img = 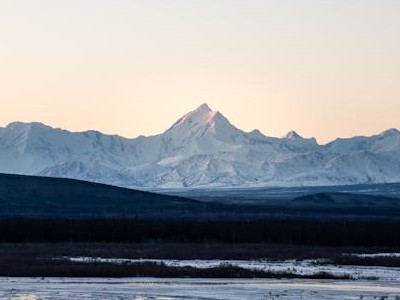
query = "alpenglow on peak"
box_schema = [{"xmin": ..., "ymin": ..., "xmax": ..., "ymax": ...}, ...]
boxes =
[
  {"xmin": 167, "ymin": 103, "xmax": 221, "ymax": 130},
  {"xmin": 195, "ymin": 103, "xmax": 212, "ymax": 113}
]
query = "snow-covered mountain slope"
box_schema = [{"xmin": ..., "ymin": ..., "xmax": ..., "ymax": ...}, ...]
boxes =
[{"xmin": 1, "ymin": 103, "xmax": 400, "ymax": 188}]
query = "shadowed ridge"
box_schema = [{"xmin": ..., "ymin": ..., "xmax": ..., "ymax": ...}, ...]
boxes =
[{"xmin": 0, "ymin": 173, "xmax": 210, "ymax": 218}]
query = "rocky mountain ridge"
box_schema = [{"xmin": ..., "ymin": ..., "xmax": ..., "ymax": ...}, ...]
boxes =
[{"xmin": 1, "ymin": 104, "xmax": 399, "ymax": 188}]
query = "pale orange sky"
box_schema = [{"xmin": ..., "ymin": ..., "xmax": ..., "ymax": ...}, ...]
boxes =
[{"xmin": 1, "ymin": 0, "xmax": 400, "ymax": 144}]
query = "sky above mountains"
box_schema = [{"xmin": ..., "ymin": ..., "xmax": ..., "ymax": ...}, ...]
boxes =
[{"xmin": 1, "ymin": 0, "xmax": 400, "ymax": 143}]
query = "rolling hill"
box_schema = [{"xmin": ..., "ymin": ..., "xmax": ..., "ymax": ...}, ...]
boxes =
[{"xmin": 0, "ymin": 173, "xmax": 211, "ymax": 218}]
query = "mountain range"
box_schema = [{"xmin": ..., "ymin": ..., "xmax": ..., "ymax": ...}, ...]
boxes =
[{"xmin": 1, "ymin": 103, "xmax": 400, "ymax": 189}]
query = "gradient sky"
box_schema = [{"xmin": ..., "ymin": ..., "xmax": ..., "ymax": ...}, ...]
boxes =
[{"xmin": 1, "ymin": 0, "xmax": 399, "ymax": 144}]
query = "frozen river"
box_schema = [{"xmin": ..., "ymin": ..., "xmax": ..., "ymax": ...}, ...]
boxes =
[{"xmin": 1, "ymin": 277, "xmax": 400, "ymax": 300}]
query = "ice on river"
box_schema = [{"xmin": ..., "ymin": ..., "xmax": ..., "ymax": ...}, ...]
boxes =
[
  {"xmin": 1, "ymin": 277, "xmax": 400, "ymax": 300},
  {"xmin": 63, "ymin": 257, "xmax": 400, "ymax": 281}
]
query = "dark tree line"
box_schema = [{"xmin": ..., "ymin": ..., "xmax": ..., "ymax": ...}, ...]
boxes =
[{"xmin": 0, "ymin": 218, "xmax": 400, "ymax": 246}]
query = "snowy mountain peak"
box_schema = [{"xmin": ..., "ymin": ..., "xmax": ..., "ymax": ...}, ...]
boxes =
[
  {"xmin": 5, "ymin": 121, "xmax": 51, "ymax": 131},
  {"xmin": 379, "ymin": 128, "xmax": 400, "ymax": 137},
  {"xmin": 167, "ymin": 103, "xmax": 216, "ymax": 130},
  {"xmin": 284, "ymin": 130, "xmax": 304, "ymax": 140},
  {"xmin": 183, "ymin": 103, "xmax": 215, "ymax": 123},
  {"xmin": 2, "ymin": 122, "xmax": 54, "ymax": 148},
  {"xmin": 162, "ymin": 103, "xmax": 245, "ymax": 150},
  {"xmin": 249, "ymin": 129, "xmax": 265, "ymax": 137},
  {"xmin": 195, "ymin": 103, "xmax": 212, "ymax": 114},
  {"xmin": 165, "ymin": 103, "xmax": 235, "ymax": 135}
]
